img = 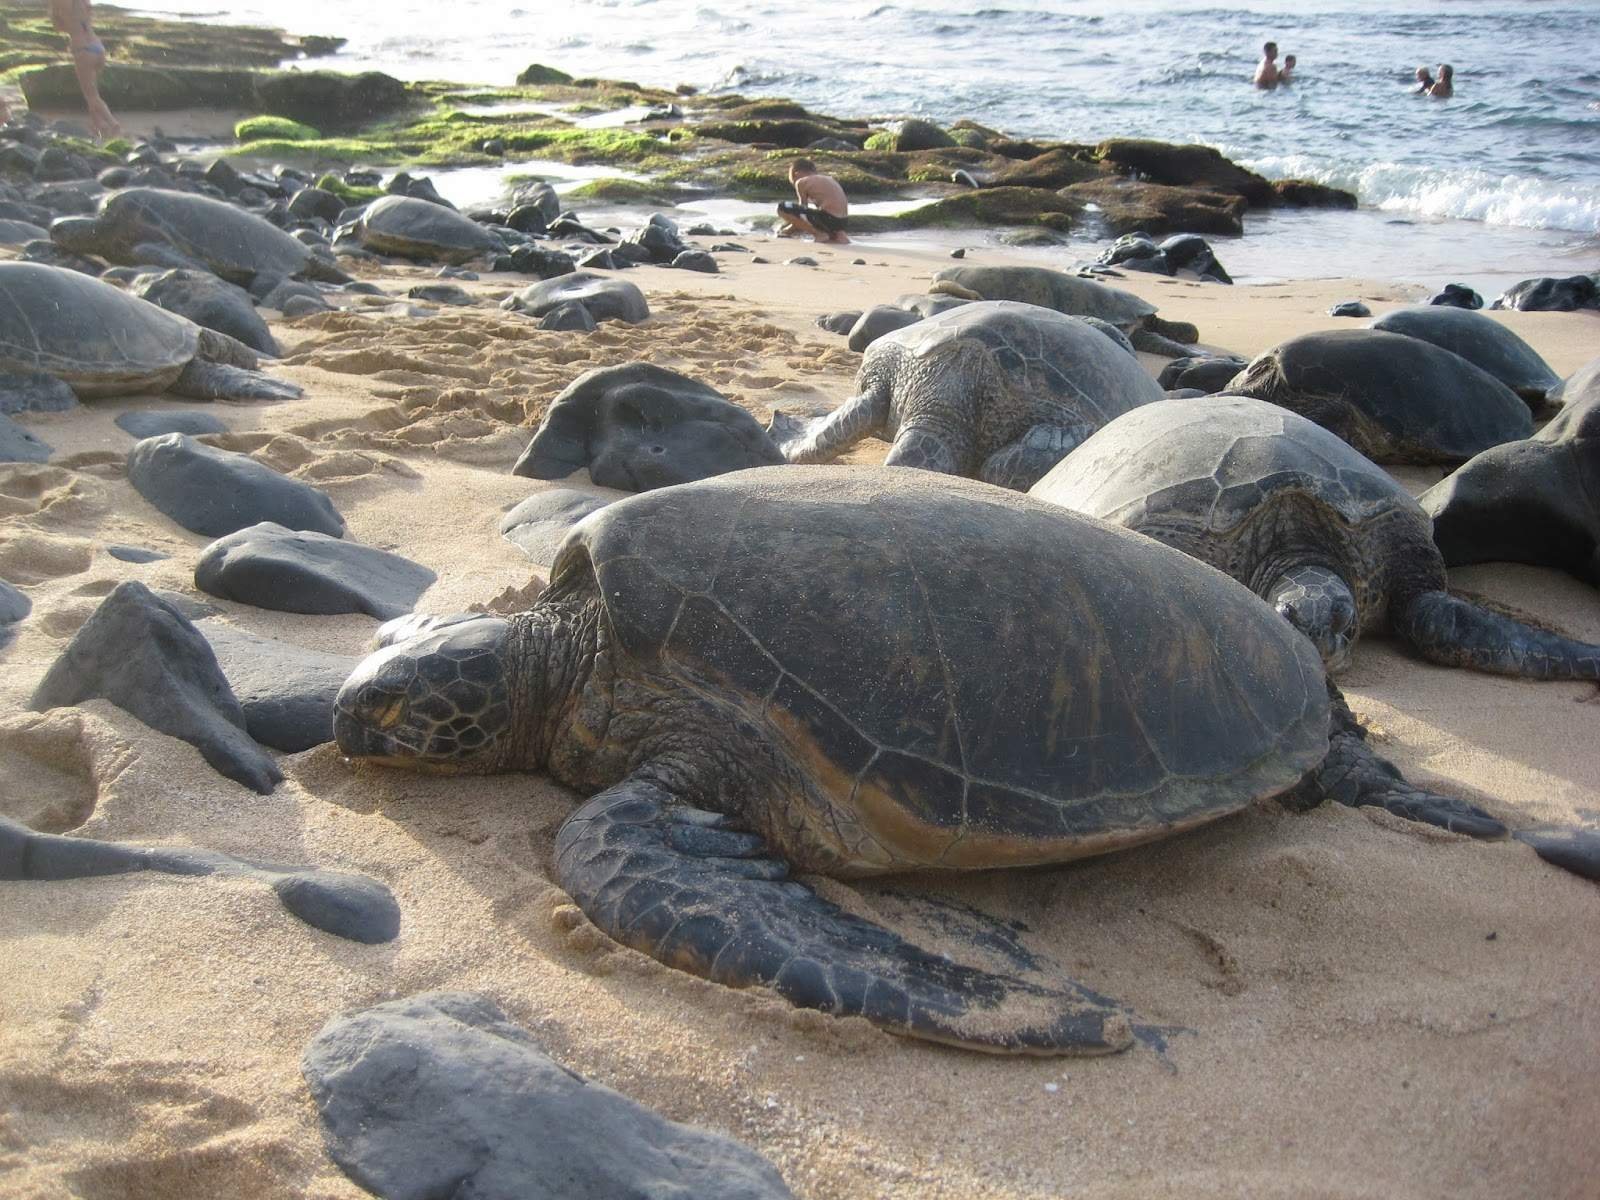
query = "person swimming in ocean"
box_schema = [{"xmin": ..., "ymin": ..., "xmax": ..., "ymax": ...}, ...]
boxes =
[
  {"xmin": 1254, "ymin": 41, "xmax": 1280, "ymax": 88},
  {"xmin": 775, "ymin": 159, "xmax": 850, "ymax": 245},
  {"xmin": 1428, "ymin": 64, "xmax": 1454, "ymax": 98},
  {"xmin": 1413, "ymin": 66, "xmax": 1434, "ymax": 94},
  {"xmin": 49, "ymin": 0, "xmax": 121, "ymax": 140},
  {"xmin": 1280, "ymin": 54, "xmax": 1297, "ymax": 84}
]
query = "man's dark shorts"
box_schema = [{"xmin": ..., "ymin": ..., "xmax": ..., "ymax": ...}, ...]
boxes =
[{"xmin": 777, "ymin": 200, "xmax": 847, "ymax": 233}]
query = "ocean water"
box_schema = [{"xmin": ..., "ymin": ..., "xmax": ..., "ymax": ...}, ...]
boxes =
[{"xmin": 139, "ymin": 0, "xmax": 1600, "ymax": 279}]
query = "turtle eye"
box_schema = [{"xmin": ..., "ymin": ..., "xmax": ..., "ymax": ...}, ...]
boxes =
[{"xmin": 371, "ymin": 695, "xmax": 407, "ymax": 730}]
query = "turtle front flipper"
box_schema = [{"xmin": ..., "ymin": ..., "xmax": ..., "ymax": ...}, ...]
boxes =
[
  {"xmin": 768, "ymin": 386, "xmax": 889, "ymax": 464},
  {"xmin": 979, "ymin": 423, "xmax": 1093, "ymax": 491},
  {"xmin": 172, "ymin": 358, "xmax": 303, "ymax": 402},
  {"xmin": 1288, "ymin": 682, "xmax": 1506, "ymax": 838},
  {"xmin": 1391, "ymin": 590, "xmax": 1600, "ymax": 680},
  {"xmin": 554, "ymin": 780, "xmax": 1134, "ymax": 1056}
]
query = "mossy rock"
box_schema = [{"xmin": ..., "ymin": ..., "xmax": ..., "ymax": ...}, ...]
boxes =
[
  {"xmin": 949, "ymin": 128, "xmax": 989, "ymax": 149},
  {"xmin": 253, "ymin": 70, "xmax": 411, "ymax": 132},
  {"xmin": 517, "ymin": 64, "xmax": 573, "ymax": 86},
  {"xmin": 1272, "ymin": 178, "xmax": 1357, "ymax": 209},
  {"xmin": 985, "ymin": 147, "xmax": 1103, "ymax": 189},
  {"xmin": 1061, "ymin": 178, "xmax": 1246, "ymax": 236},
  {"xmin": 677, "ymin": 148, "xmax": 903, "ymax": 198},
  {"xmin": 315, "ymin": 172, "xmax": 384, "ymax": 204},
  {"xmin": 19, "ymin": 63, "xmax": 254, "ymax": 111},
  {"xmin": 236, "ymin": 115, "xmax": 322, "ymax": 142},
  {"xmin": 902, "ymin": 147, "xmax": 1005, "ymax": 183},
  {"xmin": 1094, "ymin": 138, "xmax": 1273, "ymax": 206},
  {"xmin": 566, "ymin": 176, "xmax": 674, "ymax": 204},
  {"xmin": 854, "ymin": 187, "xmax": 1083, "ymax": 233},
  {"xmin": 696, "ymin": 118, "xmax": 865, "ymax": 149}
]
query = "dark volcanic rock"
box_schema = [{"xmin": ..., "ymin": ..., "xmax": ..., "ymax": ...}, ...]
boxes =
[
  {"xmin": 29, "ymin": 581, "xmax": 281, "ymax": 793},
  {"xmin": 499, "ymin": 488, "xmax": 615, "ymax": 562},
  {"xmin": 131, "ymin": 269, "xmax": 279, "ymax": 355},
  {"xmin": 1157, "ymin": 355, "xmax": 1250, "ymax": 393},
  {"xmin": 19, "ymin": 64, "xmax": 256, "ymax": 113},
  {"xmin": 502, "ymin": 271, "xmax": 649, "ymax": 325},
  {"xmin": 1094, "ymin": 139, "xmax": 1273, "ymax": 205},
  {"xmin": 202, "ymin": 621, "xmax": 362, "ymax": 751},
  {"xmin": 195, "ymin": 522, "xmax": 435, "ymax": 619},
  {"xmin": 0, "ymin": 414, "xmax": 52, "ymax": 463},
  {"xmin": 1, "ymin": 578, "xmax": 30, "ymax": 626},
  {"xmin": 537, "ymin": 301, "xmax": 597, "ymax": 332},
  {"xmin": 1063, "ymin": 178, "xmax": 1246, "ymax": 237},
  {"xmin": 0, "ymin": 218, "xmax": 48, "ymax": 245},
  {"xmin": 513, "ymin": 362, "xmax": 784, "ymax": 490},
  {"xmin": 128, "ymin": 433, "xmax": 345, "ymax": 538},
  {"xmin": 1329, "ymin": 300, "xmax": 1372, "ymax": 318},
  {"xmin": 816, "ymin": 310, "xmax": 861, "ymax": 335},
  {"xmin": 288, "ymin": 186, "xmax": 347, "ymax": 225},
  {"xmin": 848, "ymin": 305, "xmax": 921, "ymax": 352},
  {"xmin": 253, "ymin": 71, "xmax": 408, "ymax": 131},
  {"xmin": 1428, "ymin": 283, "xmax": 1484, "ymax": 310},
  {"xmin": 669, "ymin": 249, "xmax": 718, "ymax": 273},
  {"xmin": 1, "ymin": 371, "xmax": 78, "ymax": 415},
  {"xmin": 107, "ymin": 544, "xmax": 169, "ymax": 563},
  {"xmin": 302, "ymin": 992, "xmax": 794, "ymax": 1200},
  {"xmin": 115, "ymin": 410, "xmax": 229, "ymax": 438},
  {"xmin": 1492, "ymin": 275, "xmax": 1599, "ymax": 313},
  {"xmin": 0, "ymin": 814, "xmax": 399, "ymax": 943},
  {"xmin": 1270, "ymin": 179, "xmax": 1357, "ymax": 208}
]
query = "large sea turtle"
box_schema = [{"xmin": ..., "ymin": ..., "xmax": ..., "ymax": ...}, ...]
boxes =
[
  {"xmin": 356, "ymin": 195, "xmax": 504, "ymax": 264},
  {"xmin": 0, "ymin": 262, "xmax": 301, "ymax": 402},
  {"xmin": 1420, "ymin": 355, "xmax": 1600, "ymax": 587},
  {"xmin": 930, "ymin": 265, "xmax": 1199, "ymax": 356},
  {"xmin": 1030, "ymin": 395, "xmax": 1600, "ymax": 679},
  {"xmin": 1367, "ymin": 306, "xmax": 1561, "ymax": 406},
  {"xmin": 769, "ymin": 301, "xmax": 1165, "ymax": 490},
  {"xmin": 50, "ymin": 188, "xmax": 347, "ymax": 287},
  {"xmin": 1225, "ymin": 329, "xmax": 1532, "ymax": 464},
  {"xmin": 334, "ymin": 466, "xmax": 1500, "ymax": 1056}
]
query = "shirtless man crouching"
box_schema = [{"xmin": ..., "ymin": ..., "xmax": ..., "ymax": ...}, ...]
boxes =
[{"xmin": 776, "ymin": 159, "xmax": 850, "ymax": 245}]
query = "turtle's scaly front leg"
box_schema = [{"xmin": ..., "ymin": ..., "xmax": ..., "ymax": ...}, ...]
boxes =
[
  {"xmin": 554, "ymin": 778, "xmax": 1133, "ymax": 1056},
  {"xmin": 768, "ymin": 385, "xmax": 889, "ymax": 464}
]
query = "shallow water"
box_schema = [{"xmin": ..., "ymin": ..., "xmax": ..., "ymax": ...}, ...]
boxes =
[{"xmin": 138, "ymin": 0, "xmax": 1600, "ymax": 281}]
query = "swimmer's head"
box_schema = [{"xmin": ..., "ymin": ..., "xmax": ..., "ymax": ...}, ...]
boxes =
[
  {"xmin": 1284, "ymin": 55, "xmax": 1296, "ymax": 69},
  {"xmin": 1263, "ymin": 42, "xmax": 1278, "ymax": 58},
  {"xmin": 1415, "ymin": 66, "xmax": 1433, "ymax": 82},
  {"xmin": 1438, "ymin": 64, "xmax": 1453, "ymax": 81}
]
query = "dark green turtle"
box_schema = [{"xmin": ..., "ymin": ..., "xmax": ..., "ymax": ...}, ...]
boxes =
[
  {"xmin": 334, "ymin": 466, "xmax": 1501, "ymax": 1056},
  {"xmin": 1420, "ymin": 354, "xmax": 1600, "ymax": 588},
  {"xmin": 357, "ymin": 195, "xmax": 504, "ymax": 264},
  {"xmin": 1367, "ymin": 306, "xmax": 1561, "ymax": 406},
  {"xmin": 930, "ymin": 265, "xmax": 1199, "ymax": 355},
  {"xmin": 51, "ymin": 187, "xmax": 346, "ymax": 286},
  {"xmin": 1225, "ymin": 329, "xmax": 1533, "ymax": 465},
  {"xmin": 1030, "ymin": 394, "xmax": 1600, "ymax": 680},
  {"xmin": 769, "ymin": 301, "xmax": 1164, "ymax": 490},
  {"xmin": 0, "ymin": 262, "xmax": 301, "ymax": 402}
]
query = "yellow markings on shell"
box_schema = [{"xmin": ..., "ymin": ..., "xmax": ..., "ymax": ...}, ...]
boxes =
[{"xmin": 373, "ymin": 696, "xmax": 407, "ymax": 730}]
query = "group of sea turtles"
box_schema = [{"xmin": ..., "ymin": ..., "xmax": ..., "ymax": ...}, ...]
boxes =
[{"xmin": 7, "ymin": 218, "xmax": 1596, "ymax": 1057}]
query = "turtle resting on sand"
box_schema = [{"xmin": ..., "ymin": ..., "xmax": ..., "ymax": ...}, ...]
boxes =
[
  {"xmin": 768, "ymin": 301, "xmax": 1164, "ymax": 490},
  {"xmin": 1225, "ymin": 329, "xmax": 1532, "ymax": 465},
  {"xmin": 1367, "ymin": 306, "xmax": 1561, "ymax": 406},
  {"xmin": 334, "ymin": 466, "xmax": 1502, "ymax": 1056},
  {"xmin": 0, "ymin": 263, "xmax": 301, "ymax": 402},
  {"xmin": 50, "ymin": 187, "xmax": 348, "ymax": 287},
  {"xmin": 930, "ymin": 265, "xmax": 1199, "ymax": 356},
  {"xmin": 356, "ymin": 195, "xmax": 504, "ymax": 265},
  {"xmin": 1420, "ymin": 355, "xmax": 1600, "ymax": 588},
  {"xmin": 1030, "ymin": 395, "xmax": 1600, "ymax": 679}
]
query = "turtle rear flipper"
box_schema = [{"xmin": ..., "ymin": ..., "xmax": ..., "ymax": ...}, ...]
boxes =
[
  {"xmin": 1392, "ymin": 590, "xmax": 1600, "ymax": 680},
  {"xmin": 172, "ymin": 358, "xmax": 303, "ymax": 401},
  {"xmin": 554, "ymin": 779, "xmax": 1134, "ymax": 1056},
  {"xmin": 1286, "ymin": 682, "xmax": 1506, "ymax": 838}
]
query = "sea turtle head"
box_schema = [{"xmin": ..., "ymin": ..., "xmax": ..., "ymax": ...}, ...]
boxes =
[
  {"xmin": 1267, "ymin": 566, "xmax": 1358, "ymax": 673},
  {"xmin": 334, "ymin": 614, "xmax": 529, "ymax": 771},
  {"xmin": 49, "ymin": 216, "xmax": 101, "ymax": 256}
]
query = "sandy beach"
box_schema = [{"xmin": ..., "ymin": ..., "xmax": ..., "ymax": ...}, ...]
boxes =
[{"xmin": 2, "ymin": 208, "xmax": 1599, "ymax": 1199}]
